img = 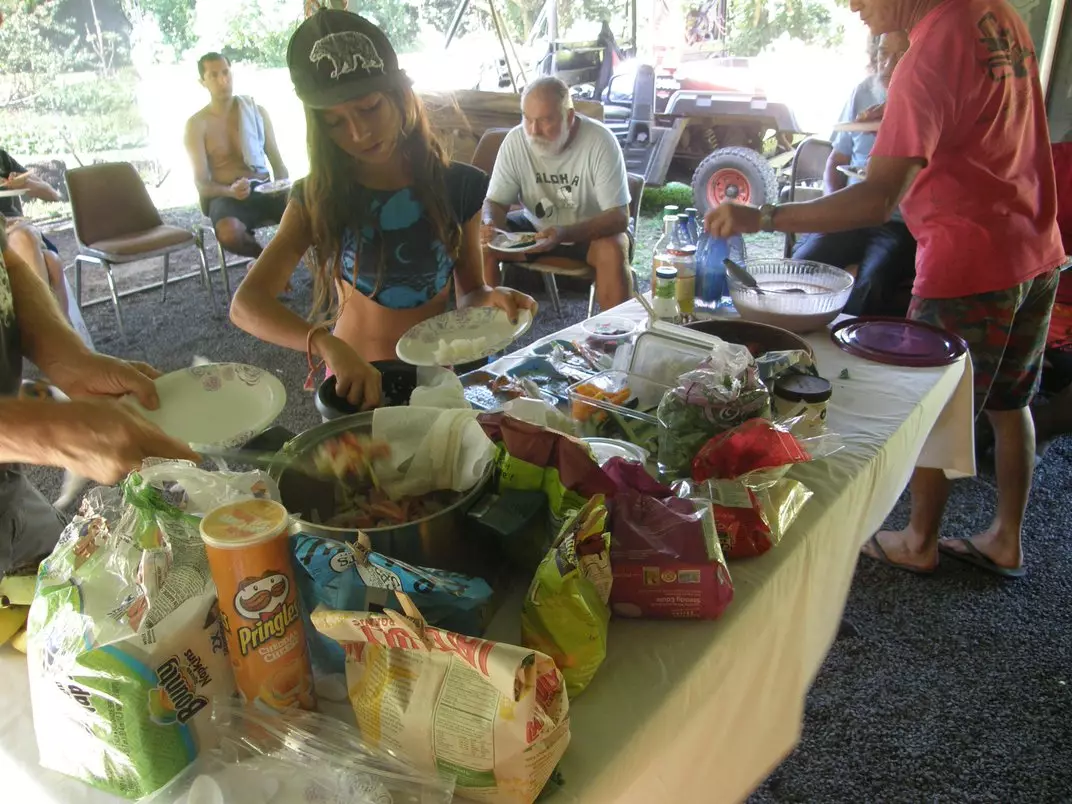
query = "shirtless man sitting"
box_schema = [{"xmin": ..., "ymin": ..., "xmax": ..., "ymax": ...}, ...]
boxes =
[{"xmin": 184, "ymin": 52, "xmax": 289, "ymax": 258}]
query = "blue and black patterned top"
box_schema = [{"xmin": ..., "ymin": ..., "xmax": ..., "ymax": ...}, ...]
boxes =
[{"xmin": 296, "ymin": 162, "xmax": 488, "ymax": 309}]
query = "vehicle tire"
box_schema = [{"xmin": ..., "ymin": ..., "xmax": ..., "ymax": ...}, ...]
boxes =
[{"xmin": 691, "ymin": 146, "xmax": 778, "ymax": 215}]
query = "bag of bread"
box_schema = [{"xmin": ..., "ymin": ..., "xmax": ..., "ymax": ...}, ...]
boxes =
[
  {"xmin": 313, "ymin": 593, "xmax": 570, "ymax": 804},
  {"xmin": 26, "ymin": 471, "xmax": 237, "ymax": 800}
]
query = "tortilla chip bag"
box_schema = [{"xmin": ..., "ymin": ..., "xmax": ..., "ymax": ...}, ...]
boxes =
[
  {"xmin": 522, "ymin": 496, "xmax": 612, "ymax": 698},
  {"xmin": 313, "ymin": 595, "xmax": 570, "ymax": 804}
]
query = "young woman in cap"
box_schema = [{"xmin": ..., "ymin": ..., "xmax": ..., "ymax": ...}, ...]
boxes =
[{"xmin": 230, "ymin": 7, "xmax": 535, "ymax": 409}]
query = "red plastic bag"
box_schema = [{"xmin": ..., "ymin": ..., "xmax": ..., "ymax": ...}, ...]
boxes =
[{"xmin": 691, "ymin": 417, "xmax": 810, "ymax": 483}]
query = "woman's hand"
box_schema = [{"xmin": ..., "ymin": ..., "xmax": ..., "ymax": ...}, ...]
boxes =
[
  {"xmin": 461, "ymin": 286, "xmax": 538, "ymax": 325},
  {"xmin": 318, "ymin": 333, "xmax": 382, "ymax": 409},
  {"xmin": 856, "ymin": 103, "xmax": 885, "ymax": 122}
]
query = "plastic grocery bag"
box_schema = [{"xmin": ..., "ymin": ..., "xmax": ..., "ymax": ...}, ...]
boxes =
[
  {"xmin": 291, "ymin": 532, "xmax": 494, "ymax": 700},
  {"xmin": 683, "ymin": 419, "xmax": 840, "ymax": 559},
  {"xmin": 150, "ymin": 699, "xmax": 455, "ymax": 804},
  {"xmin": 313, "ymin": 593, "xmax": 571, "ymax": 804},
  {"xmin": 522, "ymin": 496, "xmax": 612, "ymax": 698},
  {"xmin": 26, "ymin": 469, "xmax": 249, "ymax": 800}
]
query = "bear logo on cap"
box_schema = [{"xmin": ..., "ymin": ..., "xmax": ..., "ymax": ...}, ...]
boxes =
[{"xmin": 309, "ymin": 31, "xmax": 384, "ymax": 79}]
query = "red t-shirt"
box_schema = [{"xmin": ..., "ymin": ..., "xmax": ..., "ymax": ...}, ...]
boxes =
[{"xmin": 871, "ymin": 0, "xmax": 1064, "ymax": 299}]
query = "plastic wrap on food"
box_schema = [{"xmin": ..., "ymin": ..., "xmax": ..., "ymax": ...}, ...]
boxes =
[
  {"xmin": 26, "ymin": 471, "xmax": 242, "ymax": 800},
  {"xmin": 314, "ymin": 594, "xmax": 570, "ymax": 804},
  {"xmin": 522, "ymin": 496, "xmax": 612, "ymax": 697},
  {"xmin": 291, "ymin": 533, "xmax": 493, "ymax": 700},
  {"xmin": 149, "ymin": 700, "xmax": 455, "ymax": 804},
  {"xmin": 656, "ymin": 347, "xmax": 772, "ymax": 478}
]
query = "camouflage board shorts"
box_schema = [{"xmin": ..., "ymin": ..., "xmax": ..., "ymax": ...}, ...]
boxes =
[{"xmin": 907, "ymin": 270, "xmax": 1060, "ymax": 413}]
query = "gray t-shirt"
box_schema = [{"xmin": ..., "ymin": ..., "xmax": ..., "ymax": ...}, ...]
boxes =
[{"xmin": 486, "ymin": 115, "xmax": 630, "ymax": 229}]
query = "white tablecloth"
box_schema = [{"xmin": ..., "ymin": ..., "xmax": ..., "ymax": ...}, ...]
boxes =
[{"xmin": 0, "ymin": 303, "xmax": 975, "ymax": 804}]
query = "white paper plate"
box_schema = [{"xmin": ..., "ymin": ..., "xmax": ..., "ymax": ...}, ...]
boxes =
[
  {"xmin": 837, "ymin": 165, "xmax": 867, "ymax": 181},
  {"xmin": 0, "ymin": 188, "xmax": 28, "ymax": 199},
  {"xmin": 127, "ymin": 362, "xmax": 286, "ymax": 448},
  {"xmin": 396, "ymin": 307, "xmax": 534, "ymax": 366},
  {"xmin": 253, "ymin": 179, "xmax": 292, "ymax": 195},
  {"xmin": 488, "ymin": 230, "xmax": 544, "ymax": 254}
]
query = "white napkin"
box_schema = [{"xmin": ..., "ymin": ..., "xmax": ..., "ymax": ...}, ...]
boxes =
[
  {"xmin": 372, "ymin": 406, "xmax": 494, "ymax": 499},
  {"xmin": 409, "ymin": 366, "xmax": 471, "ymax": 409}
]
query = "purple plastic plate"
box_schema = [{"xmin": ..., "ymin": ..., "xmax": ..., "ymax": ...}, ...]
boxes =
[{"xmin": 830, "ymin": 317, "xmax": 968, "ymax": 367}]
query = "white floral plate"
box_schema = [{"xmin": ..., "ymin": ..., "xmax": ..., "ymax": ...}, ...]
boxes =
[
  {"xmin": 396, "ymin": 307, "xmax": 534, "ymax": 367},
  {"xmin": 488, "ymin": 230, "xmax": 544, "ymax": 254},
  {"xmin": 126, "ymin": 362, "xmax": 286, "ymax": 449},
  {"xmin": 253, "ymin": 179, "xmax": 292, "ymax": 195}
]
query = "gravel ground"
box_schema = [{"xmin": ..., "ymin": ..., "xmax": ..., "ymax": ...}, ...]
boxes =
[{"xmin": 22, "ymin": 211, "xmax": 1072, "ymax": 802}]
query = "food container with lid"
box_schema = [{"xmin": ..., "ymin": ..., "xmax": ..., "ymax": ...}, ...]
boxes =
[
  {"xmin": 772, "ymin": 374, "xmax": 832, "ymax": 438},
  {"xmin": 568, "ymin": 370, "xmax": 670, "ymax": 456}
]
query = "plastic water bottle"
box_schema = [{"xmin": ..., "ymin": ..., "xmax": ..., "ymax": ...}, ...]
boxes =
[
  {"xmin": 695, "ymin": 233, "xmax": 747, "ymax": 306},
  {"xmin": 684, "ymin": 207, "xmax": 700, "ymax": 245}
]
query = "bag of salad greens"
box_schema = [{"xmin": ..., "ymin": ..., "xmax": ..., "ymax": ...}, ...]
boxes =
[{"xmin": 656, "ymin": 345, "xmax": 771, "ymax": 479}]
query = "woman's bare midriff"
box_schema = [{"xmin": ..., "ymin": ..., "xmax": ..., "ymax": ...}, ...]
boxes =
[{"xmin": 332, "ymin": 281, "xmax": 451, "ymax": 362}]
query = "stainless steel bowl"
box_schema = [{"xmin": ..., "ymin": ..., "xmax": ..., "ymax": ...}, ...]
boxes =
[
  {"xmin": 271, "ymin": 412, "xmax": 494, "ymax": 574},
  {"xmin": 727, "ymin": 259, "xmax": 854, "ymax": 333}
]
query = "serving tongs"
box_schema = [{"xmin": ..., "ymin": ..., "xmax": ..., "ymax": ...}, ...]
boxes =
[{"xmin": 197, "ymin": 447, "xmax": 340, "ymax": 482}]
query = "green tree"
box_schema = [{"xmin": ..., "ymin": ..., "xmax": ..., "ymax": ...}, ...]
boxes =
[
  {"xmin": 726, "ymin": 0, "xmax": 844, "ymax": 56},
  {"xmin": 0, "ymin": 1, "xmax": 81, "ymax": 106},
  {"xmin": 134, "ymin": 0, "xmax": 196, "ymax": 54}
]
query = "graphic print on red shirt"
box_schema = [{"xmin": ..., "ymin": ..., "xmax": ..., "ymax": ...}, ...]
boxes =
[{"xmin": 870, "ymin": 0, "xmax": 1065, "ymax": 299}]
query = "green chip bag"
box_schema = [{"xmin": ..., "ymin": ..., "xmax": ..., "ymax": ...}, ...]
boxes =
[{"xmin": 521, "ymin": 496, "xmax": 612, "ymax": 698}]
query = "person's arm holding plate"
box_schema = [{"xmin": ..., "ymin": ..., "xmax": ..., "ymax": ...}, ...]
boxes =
[
  {"xmin": 528, "ymin": 205, "xmax": 629, "ymax": 253},
  {"xmin": 0, "ymin": 243, "xmax": 197, "ymax": 481},
  {"xmin": 230, "ymin": 200, "xmax": 382, "ymax": 409},
  {"xmin": 455, "ymin": 213, "xmax": 537, "ymax": 324}
]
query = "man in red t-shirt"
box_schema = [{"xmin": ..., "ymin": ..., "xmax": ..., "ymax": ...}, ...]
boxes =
[{"xmin": 705, "ymin": 0, "xmax": 1064, "ymax": 579}]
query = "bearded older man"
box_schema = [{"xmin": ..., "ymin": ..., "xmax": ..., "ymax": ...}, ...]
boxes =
[
  {"xmin": 706, "ymin": 0, "xmax": 1064, "ymax": 578},
  {"xmin": 481, "ymin": 76, "xmax": 632, "ymax": 311}
]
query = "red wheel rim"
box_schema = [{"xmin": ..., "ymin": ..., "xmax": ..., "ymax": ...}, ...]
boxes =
[{"xmin": 706, "ymin": 168, "xmax": 752, "ymax": 207}]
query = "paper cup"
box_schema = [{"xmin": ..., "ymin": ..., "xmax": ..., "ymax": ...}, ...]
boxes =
[{"xmin": 200, "ymin": 499, "xmax": 316, "ymax": 712}]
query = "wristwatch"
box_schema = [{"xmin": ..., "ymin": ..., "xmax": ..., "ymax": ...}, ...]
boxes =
[{"xmin": 758, "ymin": 203, "xmax": 779, "ymax": 233}]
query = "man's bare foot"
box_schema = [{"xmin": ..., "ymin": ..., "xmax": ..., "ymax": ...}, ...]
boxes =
[
  {"xmin": 938, "ymin": 528, "xmax": 1023, "ymax": 574},
  {"xmin": 861, "ymin": 528, "xmax": 939, "ymax": 573}
]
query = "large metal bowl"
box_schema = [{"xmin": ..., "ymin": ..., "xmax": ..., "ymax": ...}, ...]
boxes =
[
  {"xmin": 685, "ymin": 318, "xmax": 814, "ymax": 358},
  {"xmin": 727, "ymin": 259, "xmax": 853, "ymax": 333},
  {"xmin": 272, "ymin": 412, "xmax": 494, "ymax": 574}
]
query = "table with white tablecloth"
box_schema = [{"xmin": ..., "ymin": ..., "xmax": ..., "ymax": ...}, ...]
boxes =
[{"xmin": 0, "ymin": 302, "xmax": 975, "ymax": 804}]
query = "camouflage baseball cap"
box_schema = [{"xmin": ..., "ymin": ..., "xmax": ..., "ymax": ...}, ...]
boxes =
[{"xmin": 287, "ymin": 9, "xmax": 410, "ymax": 109}]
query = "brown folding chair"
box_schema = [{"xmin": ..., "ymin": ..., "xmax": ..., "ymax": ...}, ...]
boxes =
[
  {"xmin": 66, "ymin": 162, "xmax": 206, "ymax": 335},
  {"xmin": 782, "ymin": 137, "xmax": 833, "ymax": 257}
]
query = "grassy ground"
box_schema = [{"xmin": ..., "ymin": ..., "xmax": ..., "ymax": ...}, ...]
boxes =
[{"xmin": 632, "ymin": 183, "xmax": 785, "ymax": 281}]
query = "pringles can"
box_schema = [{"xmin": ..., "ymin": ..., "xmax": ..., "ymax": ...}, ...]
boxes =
[{"xmin": 200, "ymin": 499, "xmax": 316, "ymax": 712}]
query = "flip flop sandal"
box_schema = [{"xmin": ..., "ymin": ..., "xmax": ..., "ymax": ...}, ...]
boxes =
[
  {"xmin": 937, "ymin": 539, "xmax": 1026, "ymax": 579},
  {"xmin": 861, "ymin": 533, "xmax": 936, "ymax": 575}
]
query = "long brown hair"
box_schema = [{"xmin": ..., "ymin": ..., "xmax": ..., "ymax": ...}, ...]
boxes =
[{"xmin": 300, "ymin": 87, "xmax": 459, "ymax": 322}]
